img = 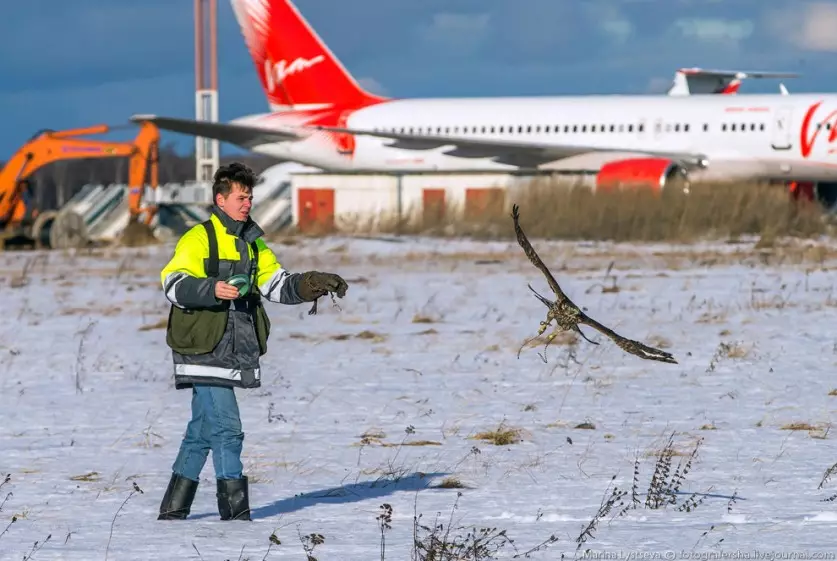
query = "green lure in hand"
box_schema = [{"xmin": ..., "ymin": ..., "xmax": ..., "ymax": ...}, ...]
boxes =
[{"xmin": 226, "ymin": 274, "xmax": 251, "ymax": 297}]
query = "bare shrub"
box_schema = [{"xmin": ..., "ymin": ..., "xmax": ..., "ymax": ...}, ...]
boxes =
[
  {"xmin": 525, "ymin": 432, "xmax": 710, "ymax": 558},
  {"xmin": 412, "ymin": 492, "xmax": 514, "ymax": 561},
  {"xmin": 299, "ymin": 531, "xmax": 325, "ymax": 561},
  {"xmin": 105, "ymin": 482, "xmax": 143, "ymax": 561},
  {"xmin": 706, "ymin": 341, "xmax": 751, "ymax": 372}
]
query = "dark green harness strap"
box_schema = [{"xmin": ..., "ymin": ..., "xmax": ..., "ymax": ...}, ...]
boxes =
[
  {"xmin": 249, "ymin": 238, "xmax": 259, "ymax": 288},
  {"xmin": 202, "ymin": 218, "xmax": 260, "ymax": 287},
  {"xmin": 202, "ymin": 219, "xmax": 219, "ymax": 277}
]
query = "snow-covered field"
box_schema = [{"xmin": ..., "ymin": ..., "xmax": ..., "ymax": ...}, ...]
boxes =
[{"xmin": 2, "ymin": 233, "xmax": 837, "ymax": 560}]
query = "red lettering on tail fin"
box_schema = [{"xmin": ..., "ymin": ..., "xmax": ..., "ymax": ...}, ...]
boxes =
[{"xmin": 231, "ymin": 0, "xmax": 387, "ymax": 111}]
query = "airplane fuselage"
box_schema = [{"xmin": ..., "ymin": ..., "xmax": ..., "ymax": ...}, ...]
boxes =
[{"xmin": 235, "ymin": 93, "xmax": 837, "ymax": 182}]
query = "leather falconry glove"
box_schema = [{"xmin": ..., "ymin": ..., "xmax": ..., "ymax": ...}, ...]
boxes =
[{"xmin": 298, "ymin": 271, "xmax": 349, "ymax": 302}]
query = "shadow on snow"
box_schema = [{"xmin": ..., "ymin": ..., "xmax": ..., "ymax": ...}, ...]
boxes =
[{"xmin": 190, "ymin": 471, "xmax": 450, "ymax": 520}]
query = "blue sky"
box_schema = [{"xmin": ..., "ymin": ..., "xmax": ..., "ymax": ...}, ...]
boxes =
[{"xmin": 2, "ymin": 0, "xmax": 837, "ymax": 160}]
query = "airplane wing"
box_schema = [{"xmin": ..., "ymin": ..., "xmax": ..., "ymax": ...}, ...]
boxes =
[
  {"xmin": 315, "ymin": 125, "xmax": 708, "ymax": 169},
  {"xmin": 130, "ymin": 114, "xmax": 304, "ymax": 149}
]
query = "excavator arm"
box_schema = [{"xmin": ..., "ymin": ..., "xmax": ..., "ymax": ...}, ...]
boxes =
[
  {"xmin": 126, "ymin": 121, "xmax": 160, "ymax": 225},
  {"xmin": 0, "ymin": 121, "xmax": 159, "ymax": 249}
]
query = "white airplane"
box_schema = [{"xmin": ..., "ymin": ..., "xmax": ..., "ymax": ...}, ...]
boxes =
[{"xmin": 132, "ymin": 0, "xmax": 837, "ymax": 198}]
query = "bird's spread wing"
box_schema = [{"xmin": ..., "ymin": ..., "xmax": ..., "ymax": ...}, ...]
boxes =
[
  {"xmin": 579, "ymin": 314, "xmax": 678, "ymax": 364},
  {"xmin": 511, "ymin": 204, "xmax": 568, "ymax": 302},
  {"xmin": 511, "ymin": 203, "xmax": 678, "ymax": 365}
]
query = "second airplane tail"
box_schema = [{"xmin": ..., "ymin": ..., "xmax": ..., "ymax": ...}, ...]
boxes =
[{"xmin": 230, "ymin": 0, "xmax": 388, "ymax": 111}]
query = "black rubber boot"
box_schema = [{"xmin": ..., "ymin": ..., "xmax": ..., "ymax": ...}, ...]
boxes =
[
  {"xmin": 157, "ymin": 473, "xmax": 199, "ymax": 520},
  {"xmin": 216, "ymin": 476, "xmax": 251, "ymax": 521}
]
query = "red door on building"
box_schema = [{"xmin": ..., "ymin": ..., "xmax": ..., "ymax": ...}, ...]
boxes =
[
  {"xmin": 422, "ymin": 188, "xmax": 446, "ymax": 226},
  {"xmin": 465, "ymin": 188, "xmax": 505, "ymax": 221},
  {"xmin": 297, "ymin": 188, "xmax": 335, "ymax": 233}
]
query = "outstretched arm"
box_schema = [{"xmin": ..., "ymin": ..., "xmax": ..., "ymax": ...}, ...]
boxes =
[
  {"xmin": 255, "ymin": 240, "xmax": 349, "ymax": 305},
  {"xmin": 160, "ymin": 228, "xmax": 222, "ymax": 309},
  {"xmin": 255, "ymin": 239, "xmax": 306, "ymax": 305}
]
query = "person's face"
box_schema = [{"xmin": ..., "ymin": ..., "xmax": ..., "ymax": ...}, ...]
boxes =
[{"xmin": 216, "ymin": 182, "xmax": 253, "ymax": 221}]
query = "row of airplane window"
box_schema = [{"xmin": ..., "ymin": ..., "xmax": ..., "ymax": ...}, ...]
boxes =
[{"xmin": 373, "ymin": 122, "xmax": 777, "ymax": 136}]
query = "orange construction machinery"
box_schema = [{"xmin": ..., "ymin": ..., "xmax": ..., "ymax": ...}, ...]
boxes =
[{"xmin": 0, "ymin": 121, "xmax": 160, "ymax": 249}]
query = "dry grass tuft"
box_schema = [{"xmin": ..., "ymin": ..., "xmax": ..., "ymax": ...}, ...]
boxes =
[
  {"xmin": 696, "ymin": 312, "xmax": 728, "ymax": 324},
  {"xmin": 69, "ymin": 472, "xmax": 100, "ymax": 482},
  {"xmin": 61, "ymin": 306, "xmax": 123, "ymax": 317},
  {"xmin": 780, "ymin": 422, "xmax": 820, "ymax": 431},
  {"xmin": 470, "ymin": 422, "xmax": 525, "ymax": 446},
  {"xmin": 386, "ymin": 440, "xmax": 442, "ymax": 447},
  {"xmin": 721, "ymin": 342, "xmax": 750, "ymax": 359},
  {"xmin": 331, "ymin": 330, "xmax": 387, "ymax": 343},
  {"xmin": 432, "ymin": 476, "xmax": 471, "ymax": 489},
  {"xmin": 353, "ymin": 428, "xmax": 442, "ymax": 448},
  {"xmin": 355, "ymin": 329, "xmax": 386, "ymax": 341},
  {"xmin": 138, "ymin": 318, "xmax": 167, "ymax": 331},
  {"xmin": 360, "ymin": 428, "xmax": 386, "ymax": 440},
  {"xmin": 707, "ymin": 340, "xmax": 751, "ymax": 372},
  {"xmin": 354, "ymin": 429, "xmax": 386, "ymax": 446}
]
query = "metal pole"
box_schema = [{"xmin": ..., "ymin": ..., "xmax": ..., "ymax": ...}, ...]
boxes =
[{"xmin": 195, "ymin": 0, "xmax": 219, "ymax": 182}]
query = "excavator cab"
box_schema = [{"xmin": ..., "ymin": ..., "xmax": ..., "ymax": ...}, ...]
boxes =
[{"xmin": 0, "ymin": 122, "xmax": 160, "ymax": 250}]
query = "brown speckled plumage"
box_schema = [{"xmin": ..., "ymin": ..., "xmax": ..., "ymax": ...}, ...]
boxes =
[{"xmin": 511, "ymin": 204, "xmax": 677, "ymax": 365}]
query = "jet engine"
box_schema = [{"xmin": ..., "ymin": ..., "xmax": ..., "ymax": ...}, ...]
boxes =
[{"xmin": 595, "ymin": 158, "xmax": 690, "ymax": 193}]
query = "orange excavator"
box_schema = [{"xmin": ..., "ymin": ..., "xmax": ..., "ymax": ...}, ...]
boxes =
[{"xmin": 0, "ymin": 121, "xmax": 160, "ymax": 249}]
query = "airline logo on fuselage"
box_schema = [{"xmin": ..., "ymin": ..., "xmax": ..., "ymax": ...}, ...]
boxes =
[
  {"xmin": 800, "ymin": 101, "xmax": 837, "ymax": 158},
  {"xmin": 264, "ymin": 55, "xmax": 325, "ymax": 93}
]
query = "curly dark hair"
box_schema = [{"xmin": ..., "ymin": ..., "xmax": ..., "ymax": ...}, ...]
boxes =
[{"xmin": 212, "ymin": 162, "xmax": 257, "ymax": 200}]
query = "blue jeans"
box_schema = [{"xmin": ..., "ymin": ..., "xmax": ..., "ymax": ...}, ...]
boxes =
[{"xmin": 171, "ymin": 385, "xmax": 244, "ymax": 481}]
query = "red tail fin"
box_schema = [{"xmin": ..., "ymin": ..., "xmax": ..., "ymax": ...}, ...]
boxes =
[{"xmin": 231, "ymin": 0, "xmax": 387, "ymax": 110}]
